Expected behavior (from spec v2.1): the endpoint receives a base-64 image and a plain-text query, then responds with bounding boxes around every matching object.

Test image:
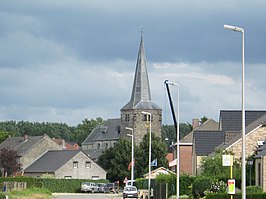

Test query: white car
[81,182,98,193]
[123,186,138,199]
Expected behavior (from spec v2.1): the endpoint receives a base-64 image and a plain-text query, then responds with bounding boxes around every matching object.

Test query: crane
[164,80,177,133]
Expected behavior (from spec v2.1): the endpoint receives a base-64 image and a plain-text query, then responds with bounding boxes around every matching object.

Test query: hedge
[0,177,109,193]
[206,193,266,199]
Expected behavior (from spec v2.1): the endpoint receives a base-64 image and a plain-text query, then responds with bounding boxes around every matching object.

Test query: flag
[150,158,157,167]
[127,160,135,170]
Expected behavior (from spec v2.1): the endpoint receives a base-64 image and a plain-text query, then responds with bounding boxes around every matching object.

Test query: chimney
[192,119,199,129]
[24,134,28,141]
[62,139,66,149]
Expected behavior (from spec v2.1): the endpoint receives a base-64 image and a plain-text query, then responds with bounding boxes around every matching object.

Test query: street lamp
[125,127,134,186]
[142,111,152,199]
[165,80,180,199]
[224,24,245,199]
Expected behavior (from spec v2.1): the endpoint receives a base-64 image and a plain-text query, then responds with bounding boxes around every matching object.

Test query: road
[52,193,122,199]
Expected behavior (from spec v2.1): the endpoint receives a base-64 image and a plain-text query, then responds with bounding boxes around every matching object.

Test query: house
[82,35,162,159]
[192,110,266,176]
[0,134,62,172]
[24,150,106,179]
[169,119,219,175]
[143,167,176,179]
[254,142,266,191]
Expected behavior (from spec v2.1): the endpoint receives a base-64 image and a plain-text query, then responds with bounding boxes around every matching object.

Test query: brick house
[24,150,106,179]
[193,110,266,178]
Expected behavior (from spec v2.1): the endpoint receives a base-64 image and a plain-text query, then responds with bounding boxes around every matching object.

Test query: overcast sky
[0,1,266,126]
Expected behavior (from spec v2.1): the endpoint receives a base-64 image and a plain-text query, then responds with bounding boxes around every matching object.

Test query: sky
[0,0,266,126]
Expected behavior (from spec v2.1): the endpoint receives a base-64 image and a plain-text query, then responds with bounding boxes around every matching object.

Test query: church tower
[120,34,162,145]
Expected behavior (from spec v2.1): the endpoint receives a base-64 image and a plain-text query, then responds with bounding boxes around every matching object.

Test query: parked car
[97,183,106,193]
[104,183,118,193]
[80,182,98,193]
[123,186,138,199]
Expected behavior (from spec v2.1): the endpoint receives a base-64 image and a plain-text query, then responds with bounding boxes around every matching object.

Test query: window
[64,176,72,179]
[85,161,91,168]
[142,114,151,122]
[97,143,101,149]
[125,114,130,122]
[73,161,78,168]
[105,143,108,148]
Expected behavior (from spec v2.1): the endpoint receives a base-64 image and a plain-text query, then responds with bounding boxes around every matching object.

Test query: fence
[1,182,27,192]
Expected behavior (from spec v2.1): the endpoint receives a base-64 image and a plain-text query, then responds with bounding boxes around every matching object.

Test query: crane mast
[164,80,177,133]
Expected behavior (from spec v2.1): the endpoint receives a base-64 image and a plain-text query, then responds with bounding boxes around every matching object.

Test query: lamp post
[224,24,245,199]
[125,127,134,186]
[165,81,180,199]
[142,111,152,199]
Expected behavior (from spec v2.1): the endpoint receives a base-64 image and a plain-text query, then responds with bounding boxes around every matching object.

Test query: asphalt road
[52,193,122,199]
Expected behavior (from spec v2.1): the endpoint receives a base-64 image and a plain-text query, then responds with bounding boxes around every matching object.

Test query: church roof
[82,118,121,144]
[121,35,161,111]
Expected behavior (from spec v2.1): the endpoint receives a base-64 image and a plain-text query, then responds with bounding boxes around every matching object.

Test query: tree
[97,139,132,182]
[97,133,169,182]
[161,123,192,145]
[200,149,241,180]
[0,131,11,144]
[134,133,168,178]
[0,147,21,177]
[200,116,208,124]
[72,117,105,145]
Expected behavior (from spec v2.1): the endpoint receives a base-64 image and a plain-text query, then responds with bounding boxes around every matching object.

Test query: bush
[206,193,266,199]
[246,186,262,193]
[192,176,212,199]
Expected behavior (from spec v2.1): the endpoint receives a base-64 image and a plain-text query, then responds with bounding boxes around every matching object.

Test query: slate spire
[130,34,151,106]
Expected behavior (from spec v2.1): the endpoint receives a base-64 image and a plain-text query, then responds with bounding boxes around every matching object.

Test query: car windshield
[125,186,137,191]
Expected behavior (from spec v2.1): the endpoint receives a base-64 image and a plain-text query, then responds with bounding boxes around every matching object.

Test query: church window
[125,114,130,122]
[97,143,100,149]
[143,114,151,122]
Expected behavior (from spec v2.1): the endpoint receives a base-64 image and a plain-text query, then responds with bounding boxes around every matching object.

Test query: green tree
[134,133,168,178]
[200,150,241,180]
[72,117,104,145]
[97,139,132,182]
[0,131,11,143]
[161,123,192,145]
[200,116,208,124]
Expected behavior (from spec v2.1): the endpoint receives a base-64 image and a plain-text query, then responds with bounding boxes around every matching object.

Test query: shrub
[192,176,212,199]
[246,186,263,193]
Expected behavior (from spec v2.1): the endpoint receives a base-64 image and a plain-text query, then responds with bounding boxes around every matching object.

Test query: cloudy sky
[0,0,266,126]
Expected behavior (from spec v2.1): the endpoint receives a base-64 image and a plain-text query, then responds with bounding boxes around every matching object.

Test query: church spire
[130,32,151,105]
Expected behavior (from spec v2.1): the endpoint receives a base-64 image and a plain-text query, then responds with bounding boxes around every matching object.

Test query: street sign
[222,155,233,166]
[228,179,235,194]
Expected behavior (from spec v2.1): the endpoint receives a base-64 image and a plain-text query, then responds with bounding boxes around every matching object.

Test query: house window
[105,143,108,148]
[64,176,72,179]
[97,143,101,149]
[85,161,91,168]
[73,161,78,168]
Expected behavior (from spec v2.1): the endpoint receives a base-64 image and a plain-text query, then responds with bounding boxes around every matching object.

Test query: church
[82,35,162,160]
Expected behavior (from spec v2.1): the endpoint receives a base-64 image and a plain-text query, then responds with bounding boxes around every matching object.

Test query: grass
[4,187,52,199]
